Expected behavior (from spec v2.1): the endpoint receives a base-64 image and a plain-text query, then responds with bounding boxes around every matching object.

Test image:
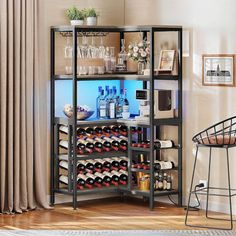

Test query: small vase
[137,60,146,75]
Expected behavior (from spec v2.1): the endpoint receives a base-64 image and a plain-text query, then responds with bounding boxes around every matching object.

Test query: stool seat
[185,116,236,230]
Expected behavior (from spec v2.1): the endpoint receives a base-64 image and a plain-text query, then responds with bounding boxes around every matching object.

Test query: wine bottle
[59,175,85,190]
[102,126,111,135]
[111,170,128,185]
[113,156,128,170]
[79,160,94,173]
[166,175,172,191]
[77,161,86,173]
[154,161,175,170]
[94,172,111,187]
[103,171,119,186]
[104,158,119,170]
[109,135,127,151]
[154,139,174,148]
[95,158,111,171]
[86,159,103,172]
[158,174,163,191]
[110,125,120,135]
[84,137,102,153]
[119,125,128,136]
[101,136,119,151]
[85,127,95,136]
[163,173,167,191]
[85,173,102,188]
[93,136,111,152]
[59,125,69,134]
[78,139,94,153]
[77,128,86,137]
[77,173,94,189]
[94,126,103,135]
[59,140,86,154]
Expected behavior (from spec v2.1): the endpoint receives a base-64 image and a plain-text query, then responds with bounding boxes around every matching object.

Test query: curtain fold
[0,0,49,213]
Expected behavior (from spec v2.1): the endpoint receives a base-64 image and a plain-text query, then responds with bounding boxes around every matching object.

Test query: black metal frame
[185,116,236,230]
[50,25,183,210]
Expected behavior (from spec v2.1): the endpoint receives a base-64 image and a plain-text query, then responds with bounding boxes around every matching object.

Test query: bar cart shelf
[50,25,183,210]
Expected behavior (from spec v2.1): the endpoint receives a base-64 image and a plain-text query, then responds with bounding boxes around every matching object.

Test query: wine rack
[50,25,183,210]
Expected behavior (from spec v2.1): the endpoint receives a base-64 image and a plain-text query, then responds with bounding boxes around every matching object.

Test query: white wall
[125,0,236,213]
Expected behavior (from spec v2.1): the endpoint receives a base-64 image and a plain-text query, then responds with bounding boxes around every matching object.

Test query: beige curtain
[0,0,49,213]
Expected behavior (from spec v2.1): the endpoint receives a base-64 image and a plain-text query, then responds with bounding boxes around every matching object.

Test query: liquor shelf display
[50,25,183,210]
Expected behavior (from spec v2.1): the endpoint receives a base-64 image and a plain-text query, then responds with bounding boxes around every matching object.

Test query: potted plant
[66,6,85,26]
[84,8,99,26]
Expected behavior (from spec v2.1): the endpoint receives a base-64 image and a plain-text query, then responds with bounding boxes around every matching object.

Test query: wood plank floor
[0,197,234,230]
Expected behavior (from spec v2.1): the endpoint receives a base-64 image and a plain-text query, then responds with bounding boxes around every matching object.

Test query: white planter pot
[86,17,97,26]
[70,20,84,26]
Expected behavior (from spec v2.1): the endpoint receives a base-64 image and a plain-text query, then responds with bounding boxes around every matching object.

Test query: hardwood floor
[0,197,234,230]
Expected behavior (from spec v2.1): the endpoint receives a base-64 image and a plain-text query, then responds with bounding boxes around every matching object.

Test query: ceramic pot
[70,20,84,26]
[86,17,97,26]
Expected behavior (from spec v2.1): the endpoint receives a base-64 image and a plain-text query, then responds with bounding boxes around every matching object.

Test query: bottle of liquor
[154,161,175,170]
[77,173,94,189]
[93,136,111,152]
[94,126,103,135]
[86,159,103,172]
[154,139,174,148]
[104,158,119,170]
[154,173,159,190]
[139,153,150,170]
[98,90,107,119]
[86,173,102,188]
[79,160,94,173]
[116,89,124,118]
[77,139,94,153]
[103,171,119,186]
[163,173,167,191]
[166,175,172,191]
[107,89,116,119]
[101,136,119,151]
[110,125,120,135]
[94,172,111,187]
[111,170,128,185]
[122,89,129,113]
[158,174,163,191]
[85,127,95,136]
[117,39,127,71]
[84,137,102,153]
[109,135,127,151]
[119,125,128,136]
[96,86,103,118]
[104,47,111,72]
[95,158,111,171]
[59,175,85,190]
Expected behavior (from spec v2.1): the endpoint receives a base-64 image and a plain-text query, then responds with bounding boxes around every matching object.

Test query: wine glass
[98,36,106,59]
[64,36,72,74]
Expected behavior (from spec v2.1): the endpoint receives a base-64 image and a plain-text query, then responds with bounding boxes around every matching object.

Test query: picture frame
[202,54,235,87]
[158,50,175,72]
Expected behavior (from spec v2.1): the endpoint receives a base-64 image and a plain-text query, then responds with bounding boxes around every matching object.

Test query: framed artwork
[202,54,235,86]
[158,50,175,72]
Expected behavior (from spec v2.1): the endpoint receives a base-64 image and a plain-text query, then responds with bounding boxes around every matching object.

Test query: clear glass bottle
[96,86,103,118]
[123,89,129,113]
[116,88,124,118]
[110,47,116,72]
[64,37,73,74]
[107,89,116,119]
[116,39,127,71]
[167,175,172,191]
[104,47,111,73]
[98,90,107,119]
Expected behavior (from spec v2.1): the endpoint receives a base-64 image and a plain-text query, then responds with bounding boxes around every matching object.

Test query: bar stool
[185,116,236,230]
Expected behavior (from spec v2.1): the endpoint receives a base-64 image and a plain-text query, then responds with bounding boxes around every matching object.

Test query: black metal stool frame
[185,116,236,230]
